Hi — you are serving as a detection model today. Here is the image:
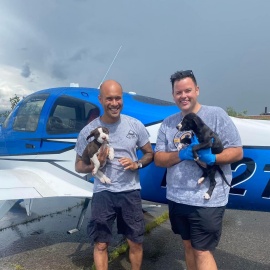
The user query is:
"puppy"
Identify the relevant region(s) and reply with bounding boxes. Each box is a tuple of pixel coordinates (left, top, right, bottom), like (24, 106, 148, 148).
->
(82, 126, 114, 184)
(177, 113, 230, 199)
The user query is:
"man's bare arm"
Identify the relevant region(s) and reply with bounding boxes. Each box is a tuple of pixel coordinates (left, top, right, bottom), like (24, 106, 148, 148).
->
(75, 145, 109, 173)
(154, 146, 243, 168)
(154, 151, 180, 168)
(215, 146, 243, 165)
(118, 142, 154, 170)
(75, 154, 94, 173)
(138, 142, 154, 167)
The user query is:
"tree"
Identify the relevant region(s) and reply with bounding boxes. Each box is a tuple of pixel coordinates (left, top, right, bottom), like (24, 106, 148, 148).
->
(226, 106, 247, 117)
(0, 94, 21, 120)
(10, 94, 21, 110)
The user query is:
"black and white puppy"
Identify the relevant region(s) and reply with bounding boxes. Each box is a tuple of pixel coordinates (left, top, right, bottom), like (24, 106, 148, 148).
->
(177, 113, 230, 199)
(82, 127, 114, 184)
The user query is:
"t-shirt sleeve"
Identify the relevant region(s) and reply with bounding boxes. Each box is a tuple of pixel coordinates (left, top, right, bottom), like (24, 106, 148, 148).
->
(215, 108, 242, 148)
(155, 121, 167, 152)
(74, 127, 89, 156)
(137, 120, 151, 148)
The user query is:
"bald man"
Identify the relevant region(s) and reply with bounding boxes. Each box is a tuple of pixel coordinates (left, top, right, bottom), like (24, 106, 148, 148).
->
(75, 80, 154, 270)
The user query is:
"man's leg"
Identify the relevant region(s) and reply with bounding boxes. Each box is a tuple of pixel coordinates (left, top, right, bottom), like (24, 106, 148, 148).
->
(89, 191, 116, 270)
(94, 242, 109, 270)
(94, 243, 108, 270)
(127, 239, 143, 270)
(183, 240, 196, 270)
(118, 190, 144, 269)
(188, 206, 225, 270)
(193, 249, 217, 270)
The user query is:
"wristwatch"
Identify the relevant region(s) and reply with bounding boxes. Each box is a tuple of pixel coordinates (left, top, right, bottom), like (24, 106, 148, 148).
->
(136, 161, 143, 169)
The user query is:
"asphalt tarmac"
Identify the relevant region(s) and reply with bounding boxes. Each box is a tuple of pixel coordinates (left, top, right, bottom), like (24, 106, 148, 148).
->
(0, 198, 269, 270)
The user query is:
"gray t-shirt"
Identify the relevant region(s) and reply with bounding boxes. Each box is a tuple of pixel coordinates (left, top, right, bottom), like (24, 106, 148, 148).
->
(155, 105, 242, 207)
(75, 114, 150, 193)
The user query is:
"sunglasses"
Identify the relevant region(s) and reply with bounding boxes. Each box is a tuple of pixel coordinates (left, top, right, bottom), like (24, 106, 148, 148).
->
(170, 70, 197, 85)
(177, 70, 194, 78)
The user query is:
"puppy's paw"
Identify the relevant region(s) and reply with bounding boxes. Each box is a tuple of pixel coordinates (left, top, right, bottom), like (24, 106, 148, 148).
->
(198, 177, 205, 184)
(204, 193, 211, 200)
(176, 123, 182, 130)
(99, 177, 105, 183)
(102, 176, 111, 184)
(92, 167, 98, 175)
(108, 148, 114, 160)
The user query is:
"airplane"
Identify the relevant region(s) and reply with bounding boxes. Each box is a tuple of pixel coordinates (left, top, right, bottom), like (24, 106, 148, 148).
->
(0, 85, 270, 231)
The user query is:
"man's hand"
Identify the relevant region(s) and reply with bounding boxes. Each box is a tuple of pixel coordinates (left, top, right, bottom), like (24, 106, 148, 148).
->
(118, 157, 138, 170)
(75, 154, 94, 173)
(179, 134, 200, 161)
(191, 134, 199, 144)
(179, 143, 197, 161)
(198, 148, 216, 165)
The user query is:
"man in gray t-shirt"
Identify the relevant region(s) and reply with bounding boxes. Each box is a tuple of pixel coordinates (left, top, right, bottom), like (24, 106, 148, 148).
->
(75, 80, 153, 270)
(154, 70, 243, 270)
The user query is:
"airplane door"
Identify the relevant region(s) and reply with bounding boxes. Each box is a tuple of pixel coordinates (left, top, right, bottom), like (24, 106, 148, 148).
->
(43, 94, 100, 138)
(38, 94, 101, 154)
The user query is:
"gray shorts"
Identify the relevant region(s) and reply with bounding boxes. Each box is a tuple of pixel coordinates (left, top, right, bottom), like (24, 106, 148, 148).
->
(168, 200, 225, 251)
(87, 190, 145, 244)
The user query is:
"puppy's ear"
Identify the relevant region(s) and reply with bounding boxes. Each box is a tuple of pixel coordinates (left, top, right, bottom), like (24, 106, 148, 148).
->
(103, 127, 109, 134)
(193, 115, 204, 127)
(86, 130, 96, 140)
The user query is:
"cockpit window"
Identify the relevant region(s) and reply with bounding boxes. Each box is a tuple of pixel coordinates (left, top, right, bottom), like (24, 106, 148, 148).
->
(2, 111, 13, 129)
(46, 95, 100, 134)
(13, 94, 48, 132)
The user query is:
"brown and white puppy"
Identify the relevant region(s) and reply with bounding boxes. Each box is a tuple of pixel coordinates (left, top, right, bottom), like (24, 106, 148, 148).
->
(82, 127, 114, 184)
(177, 113, 230, 200)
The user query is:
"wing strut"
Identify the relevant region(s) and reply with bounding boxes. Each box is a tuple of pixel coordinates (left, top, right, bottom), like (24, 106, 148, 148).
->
(0, 200, 19, 220)
(67, 198, 91, 234)
(24, 199, 33, 216)
(0, 199, 34, 220)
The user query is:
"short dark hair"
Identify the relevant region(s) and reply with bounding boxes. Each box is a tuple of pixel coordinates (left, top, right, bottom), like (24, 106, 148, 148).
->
(170, 70, 197, 89)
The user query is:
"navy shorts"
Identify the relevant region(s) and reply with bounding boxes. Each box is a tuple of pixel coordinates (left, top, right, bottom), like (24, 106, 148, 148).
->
(168, 200, 225, 251)
(87, 190, 145, 244)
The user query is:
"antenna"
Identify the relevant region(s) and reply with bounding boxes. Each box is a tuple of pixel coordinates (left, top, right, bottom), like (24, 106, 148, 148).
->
(98, 45, 122, 89)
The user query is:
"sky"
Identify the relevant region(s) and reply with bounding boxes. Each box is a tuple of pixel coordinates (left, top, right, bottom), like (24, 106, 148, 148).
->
(1, 0, 270, 115)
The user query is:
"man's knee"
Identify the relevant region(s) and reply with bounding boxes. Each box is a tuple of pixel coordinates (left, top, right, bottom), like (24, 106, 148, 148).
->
(95, 242, 108, 252)
(183, 240, 193, 251)
(193, 248, 212, 258)
(127, 239, 143, 252)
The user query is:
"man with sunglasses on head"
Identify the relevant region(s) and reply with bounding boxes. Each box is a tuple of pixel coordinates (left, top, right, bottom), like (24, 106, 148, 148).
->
(154, 70, 243, 270)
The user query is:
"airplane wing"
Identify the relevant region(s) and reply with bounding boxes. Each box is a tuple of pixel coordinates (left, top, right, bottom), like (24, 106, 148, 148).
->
(231, 117, 270, 146)
(0, 167, 93, 200)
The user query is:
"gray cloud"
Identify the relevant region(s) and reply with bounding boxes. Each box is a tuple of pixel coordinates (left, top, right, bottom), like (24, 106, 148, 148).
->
(0, 0, 270, 114)
(51, 62, 68, 80)
(69, 48, 90, 62)
(21, 62, 31, 78)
